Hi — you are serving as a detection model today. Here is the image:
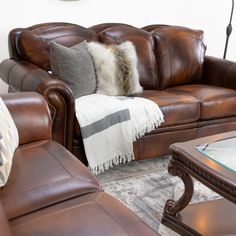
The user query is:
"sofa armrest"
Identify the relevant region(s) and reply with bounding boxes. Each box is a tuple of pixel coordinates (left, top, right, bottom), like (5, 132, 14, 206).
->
(1, 92, 52, 146)
(0, 201, 12, 236)
(202, 55, 236, 89)
(0, 59, 75, 151)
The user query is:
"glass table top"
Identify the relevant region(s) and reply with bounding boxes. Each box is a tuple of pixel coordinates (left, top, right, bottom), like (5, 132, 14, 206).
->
(196, 137, 236, 173)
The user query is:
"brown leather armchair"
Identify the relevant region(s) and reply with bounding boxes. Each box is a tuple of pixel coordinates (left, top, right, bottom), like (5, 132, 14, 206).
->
(1, 22, 236, 164)
(0, 92, 158, 236)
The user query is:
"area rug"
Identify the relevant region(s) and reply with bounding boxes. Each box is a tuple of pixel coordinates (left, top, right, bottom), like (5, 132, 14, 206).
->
(97, 155, 221, 235)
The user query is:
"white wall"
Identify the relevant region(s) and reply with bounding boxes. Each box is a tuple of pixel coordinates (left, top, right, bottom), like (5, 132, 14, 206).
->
(0, 0, 235, 92)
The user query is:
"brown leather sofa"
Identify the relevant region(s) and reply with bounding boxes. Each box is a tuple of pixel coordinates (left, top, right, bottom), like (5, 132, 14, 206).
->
(1, 22, 236, 164)
(0, 92, 158, 236)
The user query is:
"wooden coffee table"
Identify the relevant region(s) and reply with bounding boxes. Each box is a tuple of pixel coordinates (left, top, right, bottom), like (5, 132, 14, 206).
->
(162, 131, 236, 235)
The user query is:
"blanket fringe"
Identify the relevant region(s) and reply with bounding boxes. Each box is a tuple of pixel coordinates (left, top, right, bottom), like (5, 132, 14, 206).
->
(133, 113, 164, 141)
(90, 152, 135, 175)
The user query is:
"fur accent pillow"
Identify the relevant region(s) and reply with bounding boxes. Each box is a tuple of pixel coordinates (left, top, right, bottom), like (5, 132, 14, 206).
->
(87, 41, 143, 96)
(0, 98, 19, 187)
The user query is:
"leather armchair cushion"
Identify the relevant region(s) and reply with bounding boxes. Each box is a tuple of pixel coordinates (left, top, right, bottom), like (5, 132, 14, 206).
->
(98, 25, 158, 90)
(11, 192, 158, 236)
(0, 141, 101, 220)
(167, 84, 236, 120)
(17, 24, 97, 71)
(152, 26, 206, 89)
(135, 90, 200, 127)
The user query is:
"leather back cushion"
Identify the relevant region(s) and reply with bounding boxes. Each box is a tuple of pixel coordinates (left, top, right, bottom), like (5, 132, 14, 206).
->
(98, 25, 158, 89)
(16, 24, 97, 71)
(152, 26, 206, 89)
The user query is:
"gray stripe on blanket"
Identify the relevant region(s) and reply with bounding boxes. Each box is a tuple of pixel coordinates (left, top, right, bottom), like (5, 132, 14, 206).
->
(81, 109, 130, 139)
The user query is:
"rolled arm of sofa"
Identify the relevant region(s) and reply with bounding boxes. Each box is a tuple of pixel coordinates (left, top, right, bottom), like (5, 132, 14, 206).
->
(1, 92, 51, 146)
(202, 55, 236, 89)
(0, 59, 75, 150)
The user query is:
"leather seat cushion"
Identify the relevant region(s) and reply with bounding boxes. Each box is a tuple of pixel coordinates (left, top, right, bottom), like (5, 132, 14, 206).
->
(135, 90, 200, 127)
(0, 141, 101, 220)
(167, 84, 236, 120)
(11, 192, 158, 236)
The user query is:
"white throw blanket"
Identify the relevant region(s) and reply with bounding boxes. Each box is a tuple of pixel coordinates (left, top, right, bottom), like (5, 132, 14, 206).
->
(75, 94, 164, 174)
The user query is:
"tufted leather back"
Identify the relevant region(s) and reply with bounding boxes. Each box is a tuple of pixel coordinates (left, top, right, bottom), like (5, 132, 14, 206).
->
(9, 22, 206, 90)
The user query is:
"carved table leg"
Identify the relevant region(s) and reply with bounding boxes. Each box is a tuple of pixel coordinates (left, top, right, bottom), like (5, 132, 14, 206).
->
(164, 159, 194, 216)
(161, 156, 199, 235)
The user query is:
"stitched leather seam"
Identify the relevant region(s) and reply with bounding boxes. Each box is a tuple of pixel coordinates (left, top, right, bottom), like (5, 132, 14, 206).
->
(2, 178, 99, 203)
(19, 201, 95, 224)
(17, 140, 49, 151)
(2, 178, 73, 200)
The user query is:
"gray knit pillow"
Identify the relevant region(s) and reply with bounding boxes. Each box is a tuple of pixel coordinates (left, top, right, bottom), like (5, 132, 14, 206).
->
(50, 41, 96, 98)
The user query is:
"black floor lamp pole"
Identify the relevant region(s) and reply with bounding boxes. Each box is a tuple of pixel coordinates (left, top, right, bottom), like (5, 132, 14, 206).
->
(223, 0, 234, 59)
